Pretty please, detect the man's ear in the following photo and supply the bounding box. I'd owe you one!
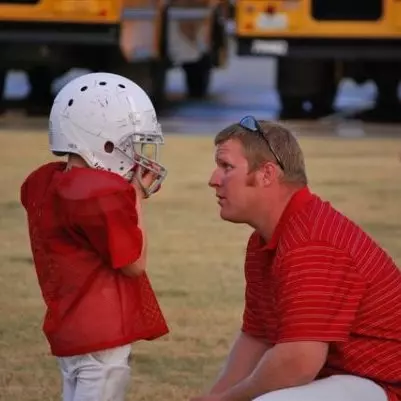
[261,161,280,186]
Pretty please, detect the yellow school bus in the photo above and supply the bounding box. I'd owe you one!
[235,0,401,121]
[0,0,229,115]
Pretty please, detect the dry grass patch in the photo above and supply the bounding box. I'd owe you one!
[0,130,400,401]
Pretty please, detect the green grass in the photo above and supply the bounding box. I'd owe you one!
[0,130,401,400]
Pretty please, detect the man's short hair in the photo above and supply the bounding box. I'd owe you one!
[215,120,308,186]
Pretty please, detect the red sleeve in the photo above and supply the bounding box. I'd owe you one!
[20,179,28,209]
[71,186,143,269]
[276,243,367,343]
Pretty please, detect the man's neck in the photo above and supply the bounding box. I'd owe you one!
[251,185,300,243]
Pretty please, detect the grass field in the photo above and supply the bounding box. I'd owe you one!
[1,129,401,401]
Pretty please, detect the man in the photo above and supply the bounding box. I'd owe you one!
[20,72,169,401]
[194,116,401,401]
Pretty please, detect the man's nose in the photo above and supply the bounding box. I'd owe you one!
[208,169,221,188]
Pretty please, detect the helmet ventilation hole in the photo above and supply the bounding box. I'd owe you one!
[80,86,88,92]
[99,81,107,86]
[68,99,74,106]
[104,141,115,154]
[118,84,126,88]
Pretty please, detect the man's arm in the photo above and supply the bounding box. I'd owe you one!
[220,341,328,401]
[208,331,271,395]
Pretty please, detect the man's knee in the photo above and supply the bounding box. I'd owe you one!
[252,388,301,401]
[251,375,388,401]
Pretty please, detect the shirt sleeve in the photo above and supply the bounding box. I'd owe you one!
[71,186,143,269]
[276,243,367,343]
[20,179,28,209]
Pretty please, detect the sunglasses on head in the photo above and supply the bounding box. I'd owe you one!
[239,115,284,171]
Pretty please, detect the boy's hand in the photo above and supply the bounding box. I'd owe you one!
[131,165,160,199]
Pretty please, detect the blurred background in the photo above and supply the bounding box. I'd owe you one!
[1,0,401,130]
[1,2,401,401]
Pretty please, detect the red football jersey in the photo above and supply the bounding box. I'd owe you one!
[243,187,401,401]
[21,162,168,357]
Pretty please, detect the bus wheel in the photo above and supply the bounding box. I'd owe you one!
[26,66,57,116]
[278,58,336,120]
[358,61,401,123]
[182,54,212,99]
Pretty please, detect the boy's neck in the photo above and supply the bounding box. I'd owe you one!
[66,154,88,171]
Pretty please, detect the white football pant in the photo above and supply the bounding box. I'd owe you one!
[57,344,132,401]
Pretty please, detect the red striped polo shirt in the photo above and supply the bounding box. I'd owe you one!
[242,187,401,401]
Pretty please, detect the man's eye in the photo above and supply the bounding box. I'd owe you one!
[216,160,233,170]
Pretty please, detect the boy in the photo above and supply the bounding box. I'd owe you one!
[20,72,169,401]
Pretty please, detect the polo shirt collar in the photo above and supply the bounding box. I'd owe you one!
[261,186,314,251]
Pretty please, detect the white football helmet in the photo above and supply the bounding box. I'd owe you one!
[49,72,167,196]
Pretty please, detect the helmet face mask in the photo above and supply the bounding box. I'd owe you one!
[116,131,167,196]
[49,72,167,196]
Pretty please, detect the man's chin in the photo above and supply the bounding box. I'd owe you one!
[220,209,244,224]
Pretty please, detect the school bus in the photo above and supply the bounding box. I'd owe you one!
[235,0,401,122]
[0,0,229,115]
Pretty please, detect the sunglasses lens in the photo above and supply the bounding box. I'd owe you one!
[240,116,258,132]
